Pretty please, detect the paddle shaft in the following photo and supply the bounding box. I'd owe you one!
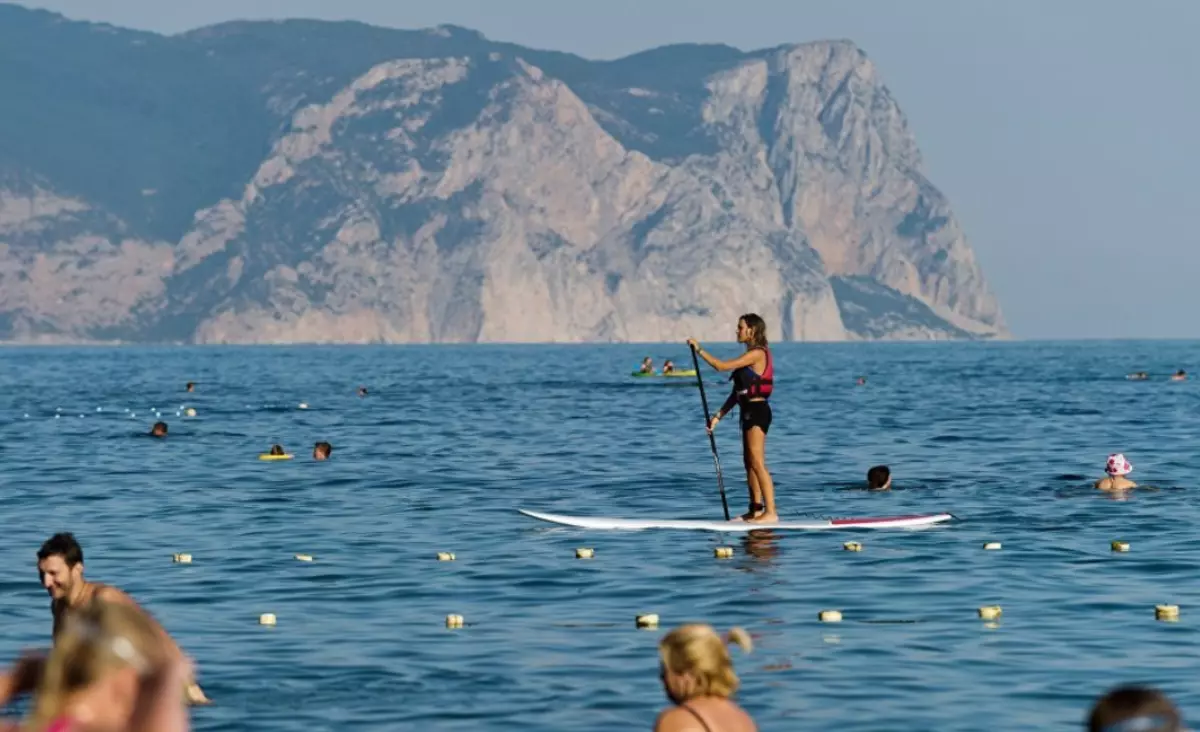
[690,344,731,521]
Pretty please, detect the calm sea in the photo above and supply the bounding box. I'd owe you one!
[1,341,1198,731]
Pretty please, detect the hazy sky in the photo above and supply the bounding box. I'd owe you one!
[15,1,1200,339]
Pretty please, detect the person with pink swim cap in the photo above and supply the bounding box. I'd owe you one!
[1095,453,1137,491]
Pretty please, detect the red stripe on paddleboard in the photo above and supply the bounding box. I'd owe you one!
[830,514,942,525]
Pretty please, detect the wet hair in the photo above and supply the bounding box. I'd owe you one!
[658,624,752,700]
[269,444,285,456]
[867,465,891,489]
[1087,685,1182,732]
[38,533,83,568]
[26,599,169,732]
[739,313,768,349]
[185,381,195,390]
[314,441,332,457]
[151,421,168,435]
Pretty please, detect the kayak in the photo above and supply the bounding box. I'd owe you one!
[631,370,697,378]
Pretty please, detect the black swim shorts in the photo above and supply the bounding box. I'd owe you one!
[739,400,772,434]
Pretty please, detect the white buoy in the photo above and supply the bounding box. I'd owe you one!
[259,613,277,626]
[636,613,660,629]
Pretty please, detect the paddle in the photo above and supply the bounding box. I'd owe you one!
[690,344,731,521]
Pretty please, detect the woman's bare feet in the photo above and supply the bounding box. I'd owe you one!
[746,511,778,524]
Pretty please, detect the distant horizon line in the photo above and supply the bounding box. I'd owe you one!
[6,337,1200,348]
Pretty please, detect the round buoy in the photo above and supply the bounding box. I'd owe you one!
[445,614,465,629]
[259,613,277,626]
[843,541,863,552]
[172,553,193,564]
[978,606,1002,620]
[714,547,734,558]
[575,548,595,559]
[1111,541,1130,553]
[294,554,314,562]
[818,610,843,623]
[636,613,660,629]
[437,552,456,561]
[983,542,1002,551]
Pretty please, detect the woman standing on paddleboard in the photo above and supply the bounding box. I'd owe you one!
[687,313,776,524]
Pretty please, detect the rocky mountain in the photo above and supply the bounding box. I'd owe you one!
[0,4,1008,343]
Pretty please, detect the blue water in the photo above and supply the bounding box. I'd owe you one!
[1,341,1198,731]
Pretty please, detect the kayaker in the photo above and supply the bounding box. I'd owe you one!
[663,360,676,374]
[640,357,654,374]
[687,313,777,524]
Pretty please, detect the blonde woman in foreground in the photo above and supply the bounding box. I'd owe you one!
[13,599,192,732]
[654,624,757,732]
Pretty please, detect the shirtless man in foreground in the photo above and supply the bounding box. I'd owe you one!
[0,532,210,707]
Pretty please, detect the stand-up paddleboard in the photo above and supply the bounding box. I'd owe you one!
[518,508,954,532]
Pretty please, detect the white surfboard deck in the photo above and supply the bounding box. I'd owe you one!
[518,508,953,532]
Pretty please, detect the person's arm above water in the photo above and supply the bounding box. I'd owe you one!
[686,339,761,373]
[95,587,211,705]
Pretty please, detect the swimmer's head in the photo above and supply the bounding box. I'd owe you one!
[28,598,170,732]
[1087,685,1182,732]
[658,624,752,704]
[269,444,285,456]
[313,442,332,461]
[149,422,167,437]
[867,465,891,490]
[1105,453,1133,477]
[357,386,367,397]
[185,381,195,392]
[37,532,84,601]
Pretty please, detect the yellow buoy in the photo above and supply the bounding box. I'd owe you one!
[983,542,1002,551]
[636,613,660,629]
[843,541,863,552]
[294,554,314,562]
[445,614,465,629]
[575,548,595,559]
[714,546,734,558]
[1156,604,1180,622]
[172,553,193,564]
[818,610,843,623]
[1111,541,1130,552]
[259,613,277,626]
[437,552,456,561]
[259,453,294,461]
[185,408,197,417]
[978,606,1002,620]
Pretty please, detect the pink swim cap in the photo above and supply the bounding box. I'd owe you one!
[1105,453,1133,476]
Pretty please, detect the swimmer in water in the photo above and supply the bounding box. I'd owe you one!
[185,381,195,393]
[1095,453,1137,491]
[688,313,777,524]
[867,465,891,491]
[269,444,285,456]
[1171,370,1187,381]
[653,624,758,732]
[640,357,655,374]
[313,442,332,461]
[0,533,209,708]
[357,386,368,397]
[149,422,167,438]
[1087,684,1183,732]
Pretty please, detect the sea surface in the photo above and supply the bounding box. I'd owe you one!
[1,340,1199,731]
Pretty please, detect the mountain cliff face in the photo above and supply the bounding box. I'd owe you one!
[0,5,1008,343]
